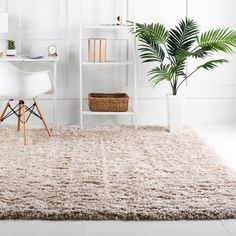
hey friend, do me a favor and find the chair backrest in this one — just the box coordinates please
[0,62,54,99]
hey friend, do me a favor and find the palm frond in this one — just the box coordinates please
[167,18,199,57]
[148,64,173,87]
[138,38,165,63]
[190,46,213,58]
[198,28,236,53]
[197,59,228,70]
[129,21,169,44]
[175,49,190,64]
[173,62,186,77]
[171,49,189,77]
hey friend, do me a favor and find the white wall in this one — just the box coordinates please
[1,0,236,126]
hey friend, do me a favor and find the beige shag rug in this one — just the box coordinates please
[0,126,235,221]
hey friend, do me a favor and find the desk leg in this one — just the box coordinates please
[53,62,57,129]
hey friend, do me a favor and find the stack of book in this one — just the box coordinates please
[88,38,107,63]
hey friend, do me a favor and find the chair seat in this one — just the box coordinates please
[0,62,54,99]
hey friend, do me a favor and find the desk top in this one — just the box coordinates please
[0,55,60,62]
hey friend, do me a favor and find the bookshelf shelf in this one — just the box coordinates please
[82,61,134,65]
[82,38,131,41]
[79,0,137,128]
[82,25,130,29]
[83,109,134,116]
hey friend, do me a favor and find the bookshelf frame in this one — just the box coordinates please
[79,0,138,129]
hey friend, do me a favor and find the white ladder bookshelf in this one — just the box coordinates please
[79,0,137,129]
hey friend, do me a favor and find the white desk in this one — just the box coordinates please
[0,55,59,128]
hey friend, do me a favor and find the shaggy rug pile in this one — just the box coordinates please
[0,126,235,220]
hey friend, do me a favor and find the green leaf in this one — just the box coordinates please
[128,22,168,63]
[138,38,165,63]
[198,28,236,53]
[175,49,190,64]
[190,46,213,59]
[197,59,228,70]
[171,49,189,77]
[148,64,174,87]
[167,18,199,57]
[129,21,169,44]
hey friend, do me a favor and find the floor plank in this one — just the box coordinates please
[221,220,236,236]
[176,220,229,236]
[84,221,182,236]
[0,221,85,236]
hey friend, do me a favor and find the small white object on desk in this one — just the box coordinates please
[48,45,58,57]
[0,55,59,128]
[23,55,44,60]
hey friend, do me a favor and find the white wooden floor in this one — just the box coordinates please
[0,124,235,236]
[0,220,235,236]
[194,124,236,172]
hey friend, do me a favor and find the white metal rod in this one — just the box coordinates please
[53,62,57,129]
[133,0,138,130]
[79,26,83,129]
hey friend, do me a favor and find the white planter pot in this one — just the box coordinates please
[7,49,16,56]
[166,95,185,133]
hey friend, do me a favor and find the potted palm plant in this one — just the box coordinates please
[130,18,236,133]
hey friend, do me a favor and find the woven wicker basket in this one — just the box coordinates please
[88,93,129,112]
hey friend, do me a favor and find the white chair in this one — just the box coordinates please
[0,62,54,145]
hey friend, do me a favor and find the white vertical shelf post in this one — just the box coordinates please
[133,33,138,129]
[129,0,138,129]
[79,0,83,129]
[133,0,138,130]
[79,26,83,129]
[53,61,57,128]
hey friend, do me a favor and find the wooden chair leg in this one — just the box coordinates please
[22,104,27,145]
[17,102,22,131]
[0,100,11,124]
[34,101,52,137]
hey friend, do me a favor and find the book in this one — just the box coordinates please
[100,39,106,62]
[94,39,101,63]
[88,38,95,62]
